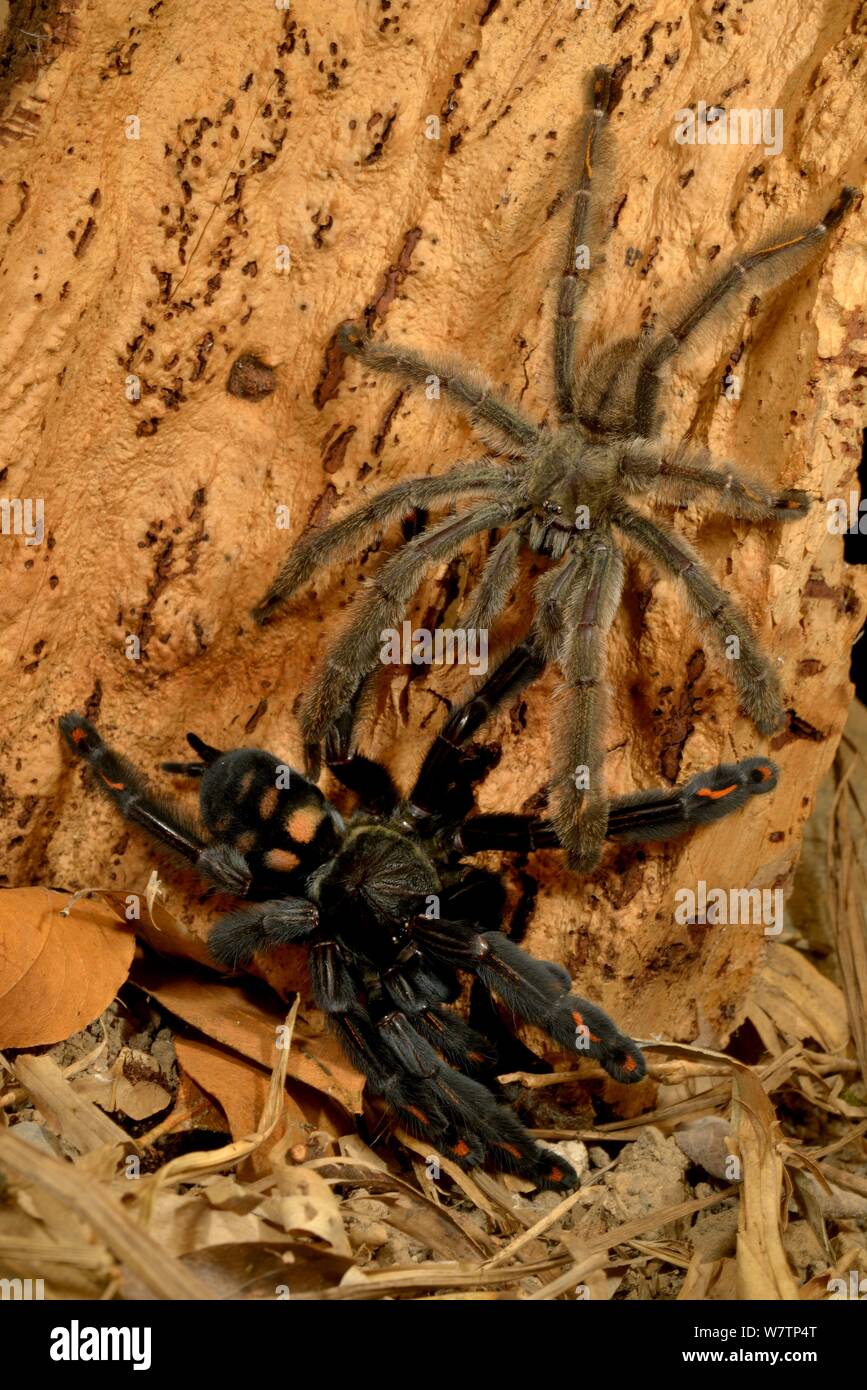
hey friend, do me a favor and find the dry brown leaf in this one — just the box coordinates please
[133,1000,301,1217]
[128,1241,356,1300]
[798,1247,862,1300]
[145,1189,269,1257]
[0,1189,115,1300]
[372,1191,490,1263]
[750,943,850,1054]
[104,1047,172,1121]
[179,1035,319,1181]
[0,888,135,1048]
[175,1035,272,1141]
[788,1168,833,1263]
[527,1252,616,1301]
[0,1130,215,1299]
[13,1052,132,1155]
[674,1117,737,1182]
[830,724,867,1086]
[133,958,363,1114]
[678,1254,739,1301]
[261,1161,352,1257]
[731,1069,800,1300]
[69,880,216,967]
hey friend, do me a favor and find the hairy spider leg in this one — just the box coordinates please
[633,187,858,436]
[614,504,784,733]
[59,712,203,858]
[616,441,810,524]
[453,756,778,851]
[400,638,547,829]
[409,914,645,1086]
[299,500,520,768]
[321,700,401,814]
[548,534,624,869]
[337,323,540,456]
[309,937,577,1190]
[59,713,329,917]
[253,457,510,623]
[555,65,613,421]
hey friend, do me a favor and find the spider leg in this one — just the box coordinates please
[322,702,401,815]
[309,938,576,1189]
[338,321,541,456]
[377,943,497,1072]
[547,535,625,872]
[619,441,810,523]
[453,755,778,851]
[459,525,524,632]
[555,65,613,422]
[605,755,778,837]
[300,500,518,767]
[400,637,547,826]
[208,898,319,969]
[253,457,511,623]
[409,915,645,1086]
[162,730,226,777]
[614,503,783,734]
[377,1011,576,1188]
[533,548,585,658]
[633,186,857,436]
[402,554,578,834]
[59,712,251,894]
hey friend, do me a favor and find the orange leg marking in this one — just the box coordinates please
[496,1142,523,1160]
[696,783,737,800]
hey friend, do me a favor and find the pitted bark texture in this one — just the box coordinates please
[1,0,865,1049]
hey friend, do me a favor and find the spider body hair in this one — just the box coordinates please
[60,707,777,1191]
[253,65,856,868]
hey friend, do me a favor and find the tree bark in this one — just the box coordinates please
[1,0,864,1050]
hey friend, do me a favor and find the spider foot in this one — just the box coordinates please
[824,186,859,228]
[337,319,368,356]
[196,843,252,896]
[59,711,102,757]
[410,919,647,1087]
[773,489,811,521]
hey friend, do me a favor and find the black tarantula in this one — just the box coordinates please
[60,708,777,1191]
[253,66,857,869]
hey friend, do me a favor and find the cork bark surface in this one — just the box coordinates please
[1,0,865,1051]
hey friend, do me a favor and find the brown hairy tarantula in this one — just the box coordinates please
[254,67,857,869]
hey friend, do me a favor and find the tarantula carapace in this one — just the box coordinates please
[253,66,856,870]
[60,709,777,1192]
